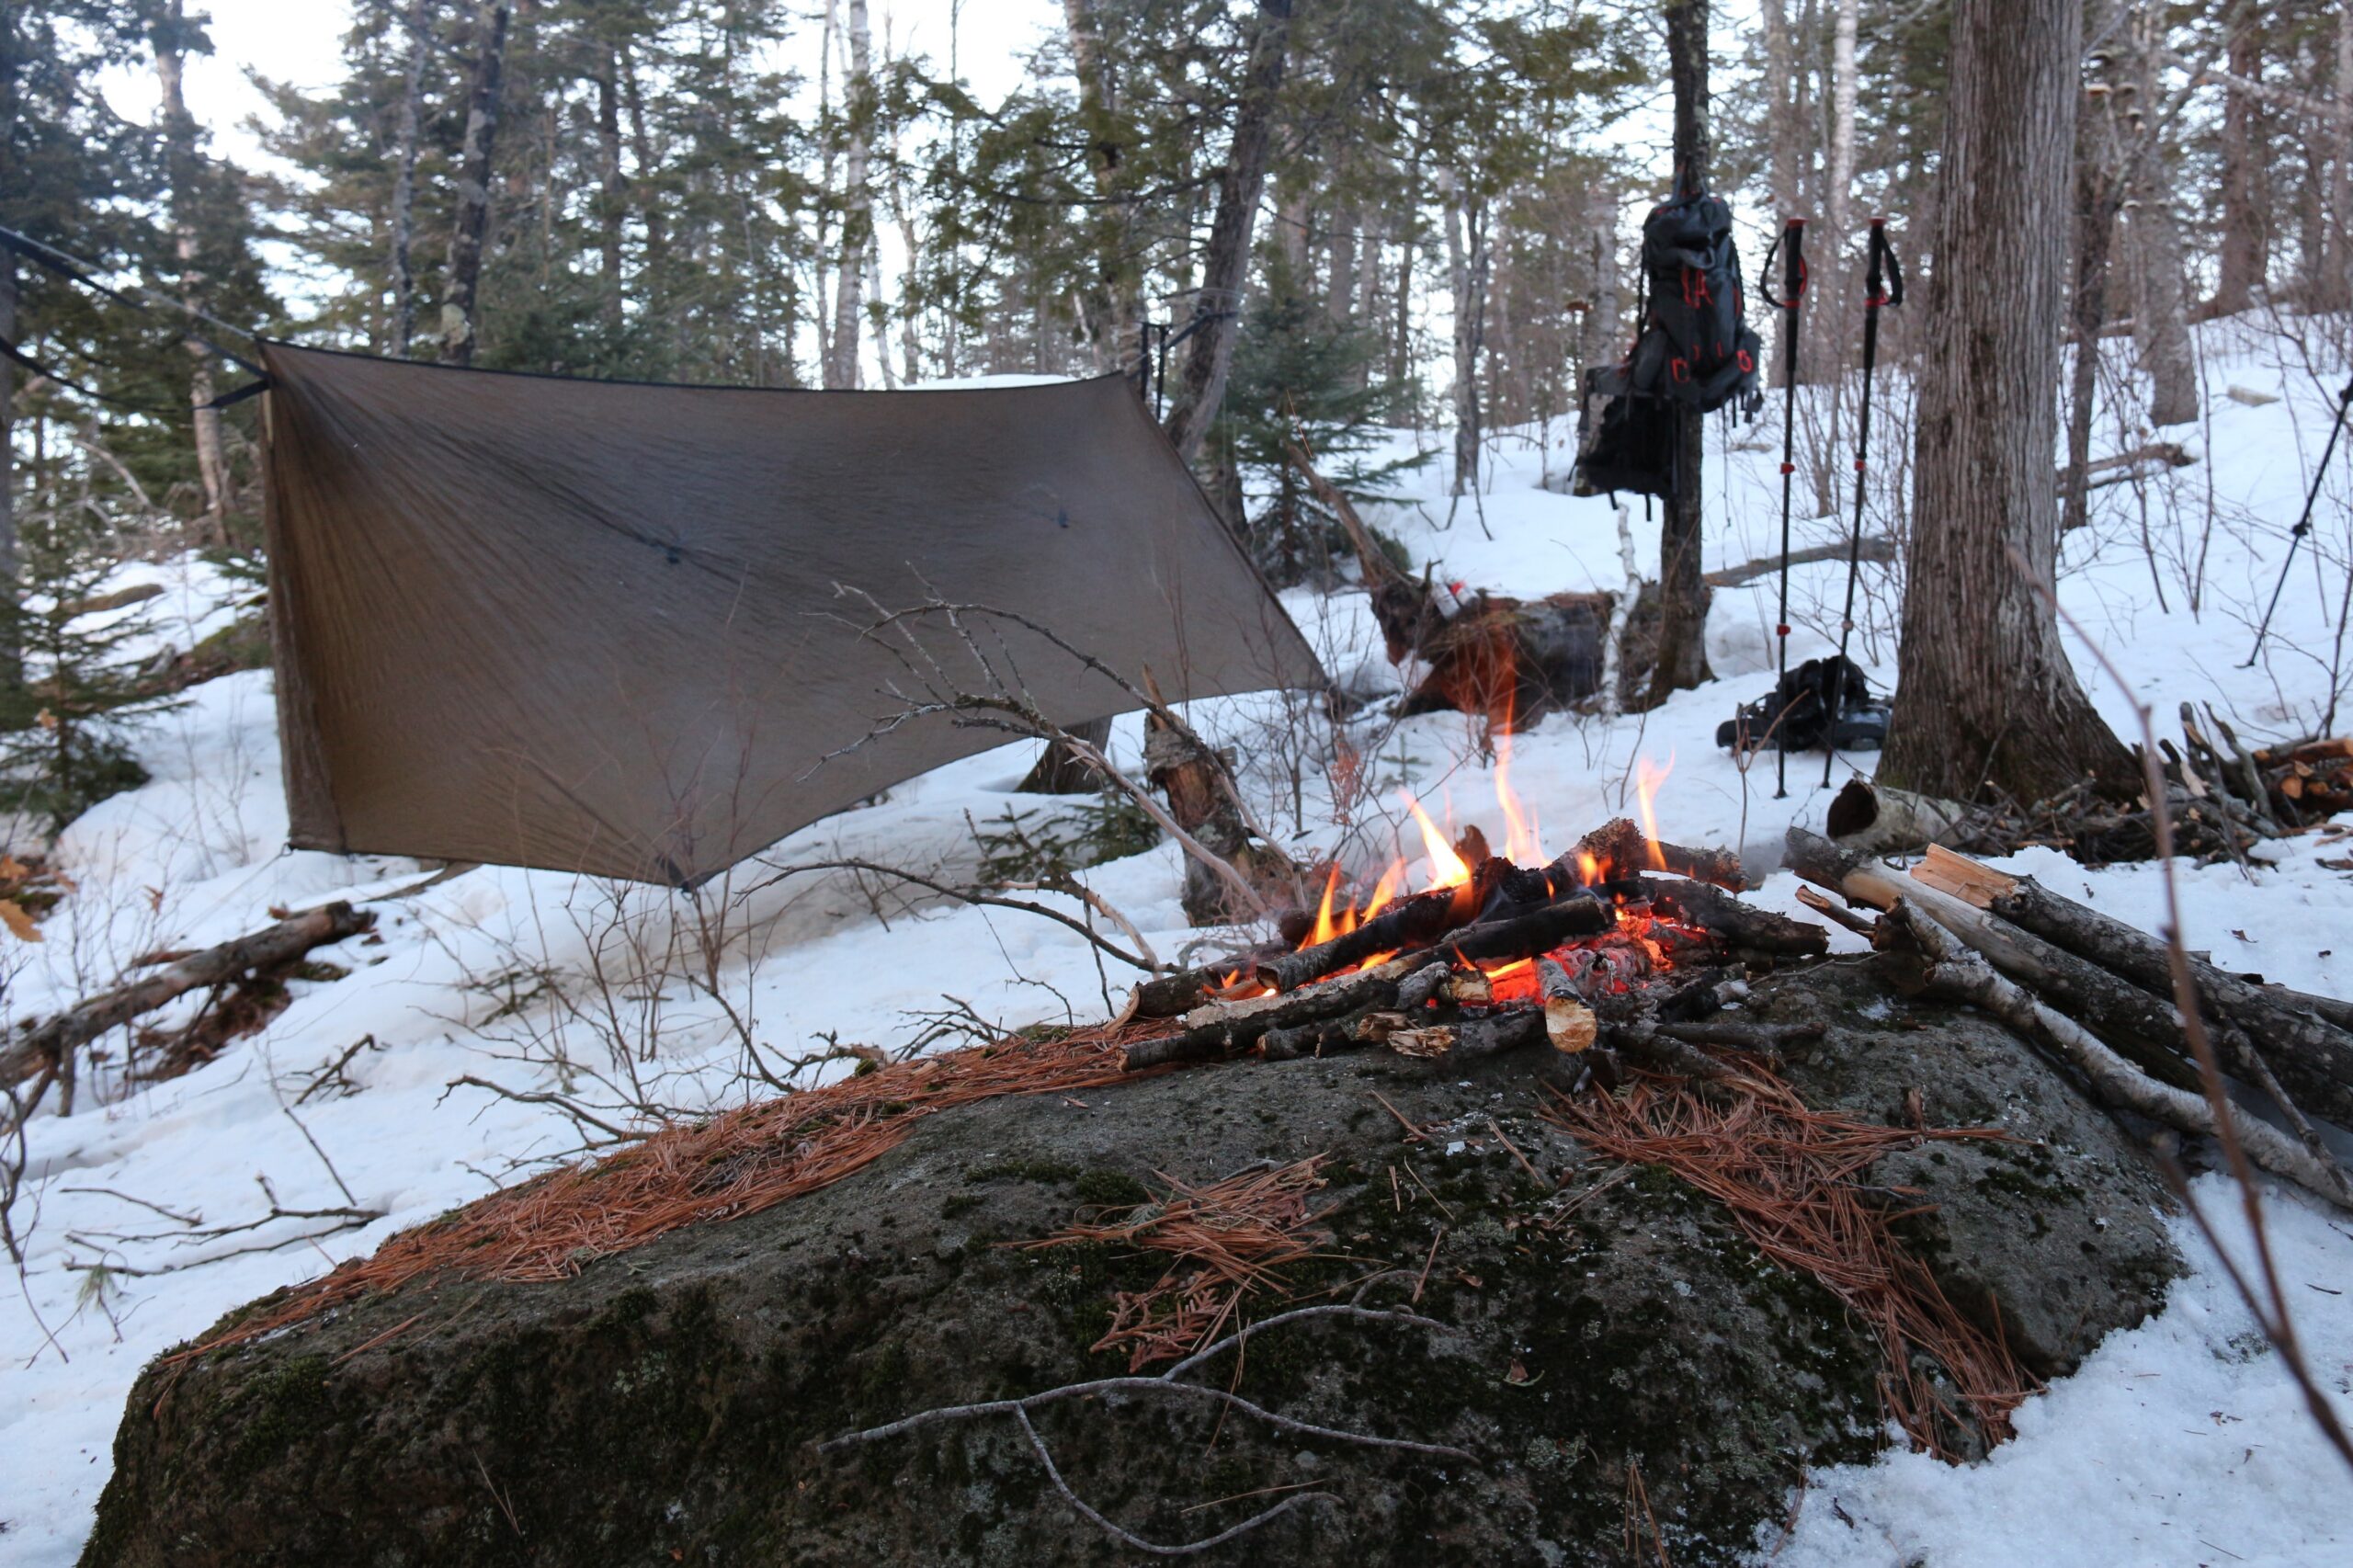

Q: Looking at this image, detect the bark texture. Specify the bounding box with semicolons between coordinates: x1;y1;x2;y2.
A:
388;0;433;356
442;0;513;367
825;0;873;390
1881;0;2134;803
1163;0;1295;465
153;0;226;536
2211;0;2267;315
1644;0;1711;707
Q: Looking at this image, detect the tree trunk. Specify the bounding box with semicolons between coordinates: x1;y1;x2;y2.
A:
596;42;625;336
1645;0;1712;708
443;0;513;367
2335;4;2353;312
826;0;872;390
2064;150;2124;537
1828;0;1858;239
1761;0;1798;372
1441;170;1485;496
0;251;16;687
1017;715;1115;794
1881;0;2134;802
1162;0;1295;466
1063;0;1141;377
2115;8;2197;427
2211;0;2266;315
1580;185;1620;375
388;0;433;357
152;0;227;538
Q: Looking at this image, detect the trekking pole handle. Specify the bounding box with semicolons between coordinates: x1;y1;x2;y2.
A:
1760;218;1808;311
1866;219;1904;309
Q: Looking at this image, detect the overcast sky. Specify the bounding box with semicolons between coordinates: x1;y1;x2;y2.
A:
98;0;1068;180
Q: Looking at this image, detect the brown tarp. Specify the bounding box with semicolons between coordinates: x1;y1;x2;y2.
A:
259;343;1324;884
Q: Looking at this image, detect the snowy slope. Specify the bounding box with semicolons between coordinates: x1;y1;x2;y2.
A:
4;316;2352;1562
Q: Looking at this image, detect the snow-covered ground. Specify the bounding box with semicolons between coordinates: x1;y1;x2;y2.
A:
5;319;2352;1562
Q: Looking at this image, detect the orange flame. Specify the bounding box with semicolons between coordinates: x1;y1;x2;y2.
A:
1362;858;1405;919
1402;790;1472;889
1307;865;1345;947
1633;753;1675;870
1576;850;1603;885
1494;725;1545;867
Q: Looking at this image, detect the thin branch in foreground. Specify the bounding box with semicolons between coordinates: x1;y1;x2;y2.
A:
2026;547;2353;1476
822;1304;1467;1553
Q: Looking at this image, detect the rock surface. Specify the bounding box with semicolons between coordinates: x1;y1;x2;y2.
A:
86;957;2180;1566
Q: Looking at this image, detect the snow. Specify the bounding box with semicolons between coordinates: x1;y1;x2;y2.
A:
5;314;2353;1562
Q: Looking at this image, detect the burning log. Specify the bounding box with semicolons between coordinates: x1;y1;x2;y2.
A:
1638;877;1828;959
1554;817;1746;892
1256;877;1497;993
1120;959;1414;1071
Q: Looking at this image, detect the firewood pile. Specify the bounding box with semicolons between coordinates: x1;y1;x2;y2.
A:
1119;816;1830;1080
1787;828;2353;1211
1824;719;2353;868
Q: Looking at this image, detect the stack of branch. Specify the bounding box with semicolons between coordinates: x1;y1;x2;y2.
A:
1824;705;2306;868
1120;818;1825;1074
1786;828;2353;1210
2251;735;2353;824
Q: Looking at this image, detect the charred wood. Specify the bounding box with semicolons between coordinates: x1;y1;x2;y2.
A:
1638;877;1828;958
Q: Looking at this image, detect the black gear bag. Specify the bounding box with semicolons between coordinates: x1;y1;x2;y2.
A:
1573;167;1763;499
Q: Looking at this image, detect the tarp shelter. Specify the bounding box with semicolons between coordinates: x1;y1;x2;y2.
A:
259;344;1324;884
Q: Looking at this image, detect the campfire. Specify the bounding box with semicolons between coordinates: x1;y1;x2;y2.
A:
1121;762;1828;1076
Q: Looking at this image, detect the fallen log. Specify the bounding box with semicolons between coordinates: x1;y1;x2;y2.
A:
1704;535;1895;589
1824;778;1989;858
1907;845;2353;1131
1884;899;2353;1211
3;903;376;1089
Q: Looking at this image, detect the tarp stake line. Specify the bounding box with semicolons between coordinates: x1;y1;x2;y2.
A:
2244;374;2353;667
1824;219;1904;788
1760;217;1807;799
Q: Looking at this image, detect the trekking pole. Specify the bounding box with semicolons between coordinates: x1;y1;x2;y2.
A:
1824;219;1904;788
1759;216;1808;798
2244;374;2353;667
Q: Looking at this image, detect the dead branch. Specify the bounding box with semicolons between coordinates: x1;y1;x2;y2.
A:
2;903;375;1100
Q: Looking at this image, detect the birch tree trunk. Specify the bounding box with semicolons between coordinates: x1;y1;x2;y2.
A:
1440;170;1485;496
152;0;226;538
1646;0;1712;706
0;4;17;687
826;0;872;390
443;0;513;368
1828;0;1858;239
1163;0;1296;466
1881;0;2134;802
388;0;433;357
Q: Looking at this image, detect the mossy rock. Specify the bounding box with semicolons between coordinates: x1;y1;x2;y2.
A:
84;957;2179;1566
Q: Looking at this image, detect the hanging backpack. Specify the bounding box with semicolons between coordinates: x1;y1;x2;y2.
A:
1573;165;1764;499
